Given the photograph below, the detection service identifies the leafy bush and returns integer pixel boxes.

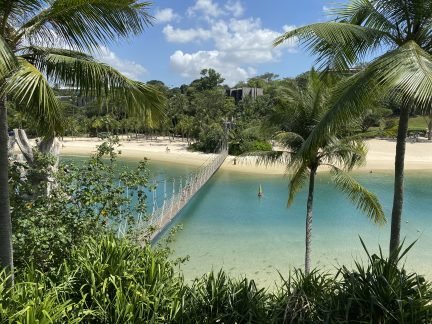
[229,140,272,155]
[191,123,225,153]
[271,269,336,323]
[0,235,431,323]
[9,138,151,271]
[326,240,432,323]
[62,235,186,323]
[184,270,269,323]
[408,127,427,137]
[0,267,81,323]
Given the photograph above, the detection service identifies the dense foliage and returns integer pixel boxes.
[5,139,431,323]
[0,234,430,323]
[8,67,431,156]
[9,139,151,271]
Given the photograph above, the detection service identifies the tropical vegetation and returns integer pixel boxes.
[0,233,430,323]
[251,71,385,274]
[2,0,432,322]
[274,0,432,254]
[0,0,164,273]
[3,135,430,322]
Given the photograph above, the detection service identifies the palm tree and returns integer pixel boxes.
[274,0,432,253]
[255,72,385,274]
[0,0,165,273]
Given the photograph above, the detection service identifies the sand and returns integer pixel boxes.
[59,137,432,174]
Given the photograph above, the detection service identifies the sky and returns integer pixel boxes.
[96,0,335,87]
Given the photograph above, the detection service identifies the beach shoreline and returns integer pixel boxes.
[59,137,432,175]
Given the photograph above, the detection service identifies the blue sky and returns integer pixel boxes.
[97,0,334,87]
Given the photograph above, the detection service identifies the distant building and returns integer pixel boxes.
[227,87,263,102]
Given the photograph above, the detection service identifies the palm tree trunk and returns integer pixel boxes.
[428,119,431,141]
[389,106,410,254]
[305,166,317,275]
[0,98,14,275]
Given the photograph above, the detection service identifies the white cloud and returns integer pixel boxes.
[170,50,256,86]
[154,8,179,23]
[224,0,244,17]
[164,1,298,86]
[163,25,211,43]
[187,0,222,18]
[166,17,297,86]
[95,46,147,80]
[283,24,296,32]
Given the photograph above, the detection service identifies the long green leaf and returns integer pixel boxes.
[330,166,386,225]
[287,163,309,206]
[303,41,432,152]
[22,47,165,124]
[274,22,389,70]
[0,34,17,78]
[16,0,153,51]
[3,58,63,135]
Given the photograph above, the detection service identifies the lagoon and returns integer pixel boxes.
[165,169,432,287]
[63,155,432,286]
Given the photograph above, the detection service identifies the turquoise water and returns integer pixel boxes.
[61,155,432,286]
[166,170,432,286]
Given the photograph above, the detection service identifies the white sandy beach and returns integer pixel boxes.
[60,137,432,174]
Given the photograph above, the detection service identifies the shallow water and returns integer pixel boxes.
[61,155,432,286]
[166,169,432,286]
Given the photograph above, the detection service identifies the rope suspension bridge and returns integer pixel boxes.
[118,145,228,242]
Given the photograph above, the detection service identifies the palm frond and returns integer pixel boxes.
[333,0,398,37]
[16,0,153,51]
[288,163,309,206]
[0,34,17,78]
[0,0,43,28]
[330,167,386,225]
[321,137,367,171]
[274,22,389,70]
[274,131,304,150]
[22,48,165,124]
[303,41,432,153]
[240,150,291,167]
[3,58,63,135]
[21,46,95,62]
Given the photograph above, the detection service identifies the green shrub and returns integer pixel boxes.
[63,235,186,323]
[0,268,81,323]
[408,127,427,137]
[272,269,336,323]
[0,235,431,323]
[9,138,151,272]
[192,123,225,153]
[229,140,272,155]
[184,270,269,323]
[326,239,432,323]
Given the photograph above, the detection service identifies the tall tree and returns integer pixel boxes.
[255,72,385,274]
[274,0,432,253]
[191,68,225,91]
[0,0,164,273]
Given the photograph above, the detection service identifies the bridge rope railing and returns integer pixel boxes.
[117,148,228,240]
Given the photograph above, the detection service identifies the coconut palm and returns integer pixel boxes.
[255,72,385,274]
[274,0,432,253]
[0,0,165,273]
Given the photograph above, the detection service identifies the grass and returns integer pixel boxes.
[409,116,429,129]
